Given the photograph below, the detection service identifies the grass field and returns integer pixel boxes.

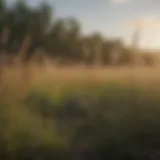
[1,65,160,159]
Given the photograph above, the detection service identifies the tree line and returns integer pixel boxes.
[0,0,157,66]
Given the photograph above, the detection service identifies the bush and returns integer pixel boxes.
[1,81,160,159]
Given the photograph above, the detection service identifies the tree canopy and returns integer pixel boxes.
[0,0,155,66]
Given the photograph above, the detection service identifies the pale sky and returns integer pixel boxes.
[7,0,160,49]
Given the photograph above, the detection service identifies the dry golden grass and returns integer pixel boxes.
[1,64,160,92]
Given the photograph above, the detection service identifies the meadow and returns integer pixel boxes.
[1,64,160,160]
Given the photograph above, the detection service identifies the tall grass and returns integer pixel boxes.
[1,64,160,159]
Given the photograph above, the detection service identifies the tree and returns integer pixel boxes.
[0,0,132,66]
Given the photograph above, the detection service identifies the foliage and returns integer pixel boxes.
[1,73,160,159]
[0,0,154,66]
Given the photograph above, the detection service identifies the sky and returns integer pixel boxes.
[7,0,160,49]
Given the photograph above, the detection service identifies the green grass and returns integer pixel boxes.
[1,65,160,159]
